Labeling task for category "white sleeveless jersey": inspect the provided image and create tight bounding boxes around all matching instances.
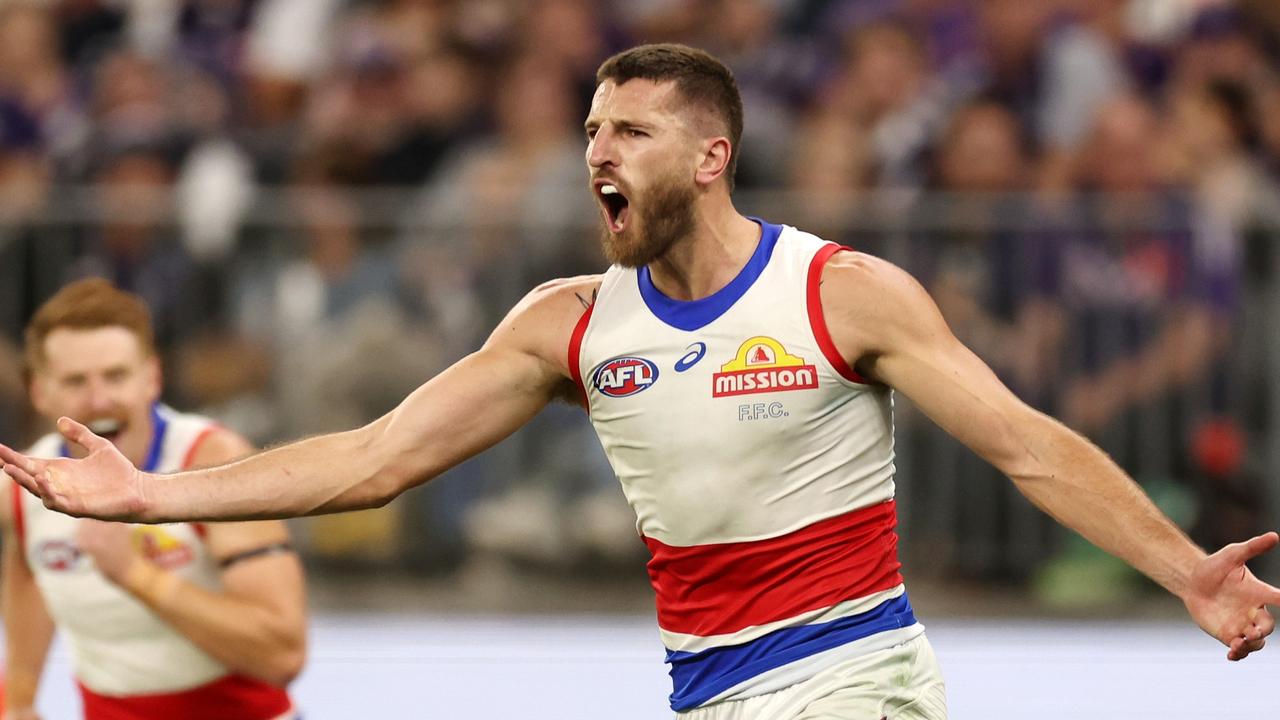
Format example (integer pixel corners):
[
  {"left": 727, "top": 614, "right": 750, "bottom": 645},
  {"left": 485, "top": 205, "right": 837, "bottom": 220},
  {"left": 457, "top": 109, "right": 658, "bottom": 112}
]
[
  {"left": 571, "top": 220, "right": 922, "bottom": 711},
  {"left": 16, "top": 404, "right": 292, "bottom": 718}
]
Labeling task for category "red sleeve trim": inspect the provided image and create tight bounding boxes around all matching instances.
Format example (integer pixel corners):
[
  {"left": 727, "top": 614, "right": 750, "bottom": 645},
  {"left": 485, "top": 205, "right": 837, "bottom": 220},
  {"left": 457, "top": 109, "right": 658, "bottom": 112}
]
[
  {"left": 11, "top": 480, "right": 25, "bottom": 555},
  {"left": 181, "top": 426, "right": 221, "bottom": 546},
  {"left": 180, "top": 425, "right": 223, "bottom": 470},
  {"left": 807, "top": 243, "right": 872, "bottom": 385},
  {"left": 567, "top": 303, "right": 595, "bottom": 407}
]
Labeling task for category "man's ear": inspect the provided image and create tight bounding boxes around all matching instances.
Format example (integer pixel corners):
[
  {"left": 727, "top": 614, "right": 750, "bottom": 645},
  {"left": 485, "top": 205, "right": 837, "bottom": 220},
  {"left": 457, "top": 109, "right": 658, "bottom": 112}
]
[
  {"left": 694, "top": 136, "right": 732, "bottom": 187},
  {"left": 143, "top": 355, "right": 162, "bottom": 404},
  {"left": 29, "top": 372, "right": 48, "bottom": 417}
]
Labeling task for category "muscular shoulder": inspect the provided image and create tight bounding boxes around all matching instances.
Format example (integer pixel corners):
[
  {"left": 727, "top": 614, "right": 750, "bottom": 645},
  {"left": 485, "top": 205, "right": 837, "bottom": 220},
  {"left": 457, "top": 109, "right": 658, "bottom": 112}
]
[
  {"left": 485, "top": 274, "right": 603, "bottom": 379},
  {"left": 818, "top": 251, "right": 946, "bottom": 374},
  {"left": 821, "top": 251, "right": 920, "bottom": 298},
  {"left": 511, "top": 275, "right": 603, "bottom": 320},
  {"left": 185, "top": 427, "right": 256, "bottom": 469},
  {"left": 183, "top": 429, "right": 292, "bottom": 553}
]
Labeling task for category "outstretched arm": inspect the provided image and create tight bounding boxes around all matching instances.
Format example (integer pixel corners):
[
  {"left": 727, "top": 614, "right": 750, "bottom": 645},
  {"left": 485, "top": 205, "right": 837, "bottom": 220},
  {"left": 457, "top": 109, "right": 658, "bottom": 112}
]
[
  {"left": 820, "top": 252, "right": 1280, "bottom": 660},
  {"left": 1, "top": 277, "right": 598, "bottom": 523},
  {"left": 75, "top": 430, "right": 308, "bottom": 687}
]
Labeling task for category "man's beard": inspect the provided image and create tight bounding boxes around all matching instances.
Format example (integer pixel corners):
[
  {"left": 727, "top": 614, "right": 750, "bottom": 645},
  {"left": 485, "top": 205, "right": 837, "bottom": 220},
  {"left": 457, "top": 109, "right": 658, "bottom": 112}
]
[{"left": 598, "top": 176, "right": 697, "bottom": 268}]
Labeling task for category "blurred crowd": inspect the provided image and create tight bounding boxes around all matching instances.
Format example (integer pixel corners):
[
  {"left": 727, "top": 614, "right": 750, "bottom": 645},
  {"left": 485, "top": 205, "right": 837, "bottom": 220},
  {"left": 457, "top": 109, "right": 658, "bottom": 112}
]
[{"left": 1, "top": 0, "right": 1280, "bottom": 589}]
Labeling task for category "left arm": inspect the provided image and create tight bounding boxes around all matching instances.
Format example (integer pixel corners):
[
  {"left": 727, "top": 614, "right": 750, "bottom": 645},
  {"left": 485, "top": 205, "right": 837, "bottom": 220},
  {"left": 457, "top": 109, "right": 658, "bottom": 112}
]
[
  {"left": 820, "top": 251, "right": 1280, "bottom": 660},
  {"left": 78, "top": 430, "right": 306, "bottom": 686}
]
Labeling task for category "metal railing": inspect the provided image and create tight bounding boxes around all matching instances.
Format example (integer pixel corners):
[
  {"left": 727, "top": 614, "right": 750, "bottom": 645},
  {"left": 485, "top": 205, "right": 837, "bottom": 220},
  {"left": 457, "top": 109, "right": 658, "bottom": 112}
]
[{"left": 2, "top": 186, "right": 1276, "bottom": 594}]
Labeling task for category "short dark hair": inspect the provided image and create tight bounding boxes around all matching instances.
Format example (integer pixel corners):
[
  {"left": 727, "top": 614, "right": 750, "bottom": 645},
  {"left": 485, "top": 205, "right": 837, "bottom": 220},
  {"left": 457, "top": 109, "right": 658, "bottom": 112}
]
[{"left": 596, "top": 43, "right": 744, "bottom": 191}]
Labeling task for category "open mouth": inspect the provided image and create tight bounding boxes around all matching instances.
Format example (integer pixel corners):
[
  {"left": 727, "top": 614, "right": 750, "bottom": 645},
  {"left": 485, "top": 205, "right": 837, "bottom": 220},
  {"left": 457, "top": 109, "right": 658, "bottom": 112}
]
[
  {"left": 596, "top": 182, "right": 630, "bottom": 233},
  {"left": 88, "top": 418, "right": 125, "bottom": 443}
]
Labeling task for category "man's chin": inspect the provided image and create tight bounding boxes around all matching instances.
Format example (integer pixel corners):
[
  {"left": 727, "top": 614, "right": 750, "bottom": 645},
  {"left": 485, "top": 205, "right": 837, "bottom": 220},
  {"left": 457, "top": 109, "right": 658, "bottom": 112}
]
[{"left": 601, "top": 227, "right": 663, "bottom": 268}]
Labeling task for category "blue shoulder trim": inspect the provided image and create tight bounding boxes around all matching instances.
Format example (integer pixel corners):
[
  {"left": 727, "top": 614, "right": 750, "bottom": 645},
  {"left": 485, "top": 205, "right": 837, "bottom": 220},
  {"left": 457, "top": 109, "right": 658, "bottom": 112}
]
[{"left": 61, "top": 403, "right": 168, "bottom": 473}]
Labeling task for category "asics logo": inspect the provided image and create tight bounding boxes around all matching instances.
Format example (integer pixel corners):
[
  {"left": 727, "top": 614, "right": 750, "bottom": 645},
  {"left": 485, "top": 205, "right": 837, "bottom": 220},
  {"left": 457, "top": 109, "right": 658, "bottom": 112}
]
[{"left": 674, "top": 342, "right": 707, "bottom": 372}]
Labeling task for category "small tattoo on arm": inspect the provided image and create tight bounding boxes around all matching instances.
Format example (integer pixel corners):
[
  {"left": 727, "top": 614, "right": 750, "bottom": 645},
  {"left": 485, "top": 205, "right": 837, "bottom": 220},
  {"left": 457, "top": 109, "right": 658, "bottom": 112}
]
[{"left": 575, "top": 288, "right": 599, "bottom": 309}]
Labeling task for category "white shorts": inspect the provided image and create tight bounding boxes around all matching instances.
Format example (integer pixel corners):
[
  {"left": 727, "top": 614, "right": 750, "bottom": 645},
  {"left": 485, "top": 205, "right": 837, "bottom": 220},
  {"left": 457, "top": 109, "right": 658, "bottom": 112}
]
[{"left": 676, "top": 633, "right": 946, "bottom": 720}]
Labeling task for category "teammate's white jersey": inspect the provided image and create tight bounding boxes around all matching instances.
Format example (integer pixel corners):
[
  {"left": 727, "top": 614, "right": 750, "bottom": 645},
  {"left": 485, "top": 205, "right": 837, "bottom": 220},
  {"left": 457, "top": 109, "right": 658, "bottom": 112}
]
[
  {"left": 571, "top": 220, "right": 922, "bottom": 711},
  {"left": 15, "top": 404, "right": 292, "bottom": 719}
]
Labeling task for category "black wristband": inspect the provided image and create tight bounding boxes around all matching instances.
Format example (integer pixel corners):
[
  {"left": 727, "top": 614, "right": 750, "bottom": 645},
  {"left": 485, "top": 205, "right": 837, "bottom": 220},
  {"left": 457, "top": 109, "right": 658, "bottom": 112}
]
[{"left": 217, "top": 542, "right": 294, "bottom": 569}]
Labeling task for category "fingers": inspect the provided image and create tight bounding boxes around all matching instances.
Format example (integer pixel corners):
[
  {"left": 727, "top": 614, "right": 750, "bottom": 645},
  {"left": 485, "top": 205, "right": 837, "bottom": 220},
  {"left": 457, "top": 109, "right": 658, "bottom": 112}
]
[
  {"left": 0, "top": 443, "right": 38, "bottom": 476},
  {"left": 1244, "top": 602, "right": 1274, "bottom": 640},
  {"left": 1228, "top": 636, "right": 1265, "bottom": 661},
  {"left": 1254, "top": 608, "right": 1276, "bottom": 638},
  {"left": 4, "top": 461, "right": 43, "bottom": 497},
  {"left": 0, "top": 443, "right": 56, "bottom": 505},
  {"left": 1224, "top": 532, "right": 1280, "bottom": 566},
  {"left": 1223, "top": 608, "right": 1275, "bottom": 661},
  {"left": 56, "top": 416, "right": 111, "bottom": 454},
  {"left": 9, "top": 463, "right": 68, "bottom": 513}
]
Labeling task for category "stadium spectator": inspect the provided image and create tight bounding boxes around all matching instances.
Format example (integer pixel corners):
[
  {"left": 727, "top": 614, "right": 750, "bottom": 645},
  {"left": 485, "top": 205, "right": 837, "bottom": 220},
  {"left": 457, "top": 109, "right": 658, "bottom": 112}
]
[
  {"left": 911, "top": 101, "right": 1062, "bottom": 402},
  {"left": 1055, "top": 96, "right": 1234, "bottom": 436}
]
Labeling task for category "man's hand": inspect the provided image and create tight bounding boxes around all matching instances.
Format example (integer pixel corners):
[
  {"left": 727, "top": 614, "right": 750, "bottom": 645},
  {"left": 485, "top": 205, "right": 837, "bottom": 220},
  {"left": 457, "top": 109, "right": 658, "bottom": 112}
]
[
  {"left": 0, "top": 417, "right": 147, "bottom": 521},
  {"left": 75, "top": 520, "right": 143, "bottom": 586},
  {"left": 1183, "top": 532, "right": 1280, "bottom": 661},
  {"left": 3, "top": 708, "right": 43, "bottom": 720}
]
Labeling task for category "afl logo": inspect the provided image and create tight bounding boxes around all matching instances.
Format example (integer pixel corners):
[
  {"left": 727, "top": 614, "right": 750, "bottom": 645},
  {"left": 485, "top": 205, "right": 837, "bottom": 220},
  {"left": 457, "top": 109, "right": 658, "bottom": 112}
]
[
  {"left": 592, "top": 356, "right": 659, "bottom": 397},
  {"left": 36, "top": 540, "right": 83, "bottom": 572}
]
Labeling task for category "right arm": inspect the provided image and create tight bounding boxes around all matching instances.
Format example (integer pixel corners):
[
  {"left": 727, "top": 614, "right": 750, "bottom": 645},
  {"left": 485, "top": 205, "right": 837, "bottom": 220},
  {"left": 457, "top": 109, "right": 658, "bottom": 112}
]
[
  {"left": 2, "top": 494, "right": 55, "bottom": 720},
  {"left": 2, "top": 276, "right": 600, "bottom": 523}
]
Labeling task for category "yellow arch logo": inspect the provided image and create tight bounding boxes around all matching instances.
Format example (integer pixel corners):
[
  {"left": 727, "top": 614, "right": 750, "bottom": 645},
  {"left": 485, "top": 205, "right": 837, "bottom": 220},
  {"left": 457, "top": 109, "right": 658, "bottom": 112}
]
[
  {"left": 131, "top": 526, "right": 195, "bottom": 568},
  {"left": 720, "top": 336, "right": 806, "bottom": 372}
]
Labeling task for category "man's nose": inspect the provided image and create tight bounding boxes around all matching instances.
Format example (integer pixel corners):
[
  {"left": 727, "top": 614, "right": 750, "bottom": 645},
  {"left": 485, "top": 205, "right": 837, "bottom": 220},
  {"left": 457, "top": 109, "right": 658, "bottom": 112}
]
[
  {"left": 85, "top": 379, "right": 113, "bottom": 413},
  {"left": 587, "top": 127, "right": 617, "bottom": 169}
]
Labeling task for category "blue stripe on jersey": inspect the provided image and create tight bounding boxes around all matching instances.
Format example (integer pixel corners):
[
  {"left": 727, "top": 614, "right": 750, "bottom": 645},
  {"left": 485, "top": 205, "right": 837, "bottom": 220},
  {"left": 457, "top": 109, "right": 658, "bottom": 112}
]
[
  {"left": 637, "top": 218, "right": 783, "bottom": 331},
  {"left": 664, "top": 592, "right": 917, "bottom": 711},
  {"left": 60, "top": 403, "right": 168, "bottom": 473}
]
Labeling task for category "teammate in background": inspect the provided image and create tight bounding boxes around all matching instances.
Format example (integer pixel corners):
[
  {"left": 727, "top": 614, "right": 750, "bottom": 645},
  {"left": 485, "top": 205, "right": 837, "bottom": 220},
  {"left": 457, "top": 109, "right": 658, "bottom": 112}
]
[
  {"left": 1, "top": 279, "right": 306, "bottom": 720},
  {"left": 5, "top": 45, "right": 1280, "bottom": 719}
]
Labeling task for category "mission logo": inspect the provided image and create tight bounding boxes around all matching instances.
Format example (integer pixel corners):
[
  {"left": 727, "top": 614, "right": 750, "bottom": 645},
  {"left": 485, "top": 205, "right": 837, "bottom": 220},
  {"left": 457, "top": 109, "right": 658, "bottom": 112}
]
[
  {"left": 712, "top": 337, "right": 818, "bottom": 397},
  {"left": 592, "top": 355, "right": 659, "bottom": 397},
  {"left": 133, "top": 526, "right": 196, "bottom": 569}
]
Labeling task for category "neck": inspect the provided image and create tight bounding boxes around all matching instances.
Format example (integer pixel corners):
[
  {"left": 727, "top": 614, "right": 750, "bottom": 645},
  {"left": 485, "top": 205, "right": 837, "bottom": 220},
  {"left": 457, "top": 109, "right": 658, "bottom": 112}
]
[
  {"left": 123, "top": 415, "right": 155, "bottom": 468},
  {"left": 645, "top": 197, "right": 761, "bottom": 301}
]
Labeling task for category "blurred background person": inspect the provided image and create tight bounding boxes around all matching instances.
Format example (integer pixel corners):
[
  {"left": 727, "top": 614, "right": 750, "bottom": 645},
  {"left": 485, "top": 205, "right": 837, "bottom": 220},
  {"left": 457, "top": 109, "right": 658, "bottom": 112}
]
[
  {"left": 1054, "top": 95, "right": 1234, "bottom": 438},
  {"left": 3, "top": 279, "right": 306, "bottom": 719}
]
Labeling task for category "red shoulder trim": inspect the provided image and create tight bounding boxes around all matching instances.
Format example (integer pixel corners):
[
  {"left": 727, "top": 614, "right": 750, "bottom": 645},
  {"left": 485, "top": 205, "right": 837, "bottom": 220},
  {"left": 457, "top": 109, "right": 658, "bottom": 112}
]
[
  {"left": 567, "top": 303, "right": 595, "bottom": 408},
  {"left": 11, "top": 480, "right": 25, "bottom": 555},
  {"left": 807, "top": 243, "right": 872, "bottom": 385},
  {"left": 181, "top": 425, "right": 223, "bottom": 470},
  {"left": 181, "top": 426, "right": 222, "bottom": 544}
]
